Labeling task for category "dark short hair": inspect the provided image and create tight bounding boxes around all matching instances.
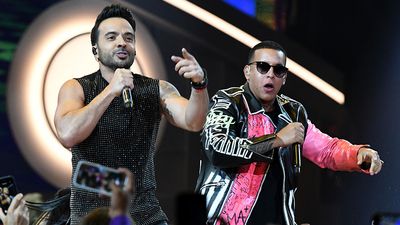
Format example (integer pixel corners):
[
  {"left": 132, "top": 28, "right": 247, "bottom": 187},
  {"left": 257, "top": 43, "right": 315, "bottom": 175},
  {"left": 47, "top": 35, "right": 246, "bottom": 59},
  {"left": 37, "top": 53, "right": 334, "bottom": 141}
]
[
  {"left": 248, "top": 40, "right": 287, "bottom": 63},
  {"left": 90, "top": 4, "right": 136, "bottom": 46}
]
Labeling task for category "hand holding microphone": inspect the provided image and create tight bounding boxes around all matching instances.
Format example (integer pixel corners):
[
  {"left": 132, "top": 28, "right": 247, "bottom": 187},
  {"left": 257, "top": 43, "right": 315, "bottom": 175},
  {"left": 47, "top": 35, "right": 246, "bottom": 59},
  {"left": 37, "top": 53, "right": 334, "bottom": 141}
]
[
  {"left": 275, "top": 122, "right": 305, "bottom": 174},
  {"left": 112, "top": 69, "right": 134, "bottom": 108},
  {"left": 275, "top": 123, "right": 305, "bottom": 147}
]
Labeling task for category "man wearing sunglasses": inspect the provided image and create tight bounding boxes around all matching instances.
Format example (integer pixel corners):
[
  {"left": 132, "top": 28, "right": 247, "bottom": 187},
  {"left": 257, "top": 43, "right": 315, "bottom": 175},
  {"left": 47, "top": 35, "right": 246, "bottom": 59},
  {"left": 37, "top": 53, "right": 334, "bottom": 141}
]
[{"left": 195, "top": 40, "right": 382, "bottom": 225}]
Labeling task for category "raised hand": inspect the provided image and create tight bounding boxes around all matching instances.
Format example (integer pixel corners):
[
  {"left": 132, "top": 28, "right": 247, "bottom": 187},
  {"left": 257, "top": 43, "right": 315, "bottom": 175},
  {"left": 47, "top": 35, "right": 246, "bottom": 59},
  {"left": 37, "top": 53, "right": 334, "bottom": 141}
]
[
  {"left": 109, "top": 168, "right": 135, "bottom": 218},
  {"left": 171, "top": 48, "right": 204, "bottom": 83}
]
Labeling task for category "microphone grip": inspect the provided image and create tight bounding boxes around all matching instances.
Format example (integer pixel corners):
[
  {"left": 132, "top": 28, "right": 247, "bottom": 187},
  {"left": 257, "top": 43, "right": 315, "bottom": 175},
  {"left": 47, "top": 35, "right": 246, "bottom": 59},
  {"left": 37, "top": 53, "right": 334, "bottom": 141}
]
[
  {"left": 122, "top": 87, "right": 133, "bottom": 108},
  {"left": 294, "top": 143, "right": 301, "bottom": 174}
]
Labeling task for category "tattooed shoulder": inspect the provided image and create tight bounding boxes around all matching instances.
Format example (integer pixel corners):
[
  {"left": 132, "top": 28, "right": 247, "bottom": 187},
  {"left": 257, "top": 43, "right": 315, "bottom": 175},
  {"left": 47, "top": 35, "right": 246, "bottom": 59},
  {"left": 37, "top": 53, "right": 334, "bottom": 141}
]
[
  {"left": 159, "top": 80, "right": 180, "bottom": 99},
  {"left": 159, "top": 80, "right": 180, "bottom": 122}
]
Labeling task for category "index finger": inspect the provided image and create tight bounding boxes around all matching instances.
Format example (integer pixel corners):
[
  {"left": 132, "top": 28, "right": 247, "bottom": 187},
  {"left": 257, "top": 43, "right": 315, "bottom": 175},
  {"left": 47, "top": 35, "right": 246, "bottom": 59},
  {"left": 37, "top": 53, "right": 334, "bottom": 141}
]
[
  {"left": 7, "top": 193, "right": 24, "bottom": 214},
  {"left": 369, "top": 160, "right": 381, "bottom": 175},
  {"left": 182, "top": 48, "right": 195, "bottom": 60},
  {"left": 171, "top": 55, "right": 183, "bottom": 63},
  {"left": 369, "top": 155, "right": 383, "bottom": 175}
]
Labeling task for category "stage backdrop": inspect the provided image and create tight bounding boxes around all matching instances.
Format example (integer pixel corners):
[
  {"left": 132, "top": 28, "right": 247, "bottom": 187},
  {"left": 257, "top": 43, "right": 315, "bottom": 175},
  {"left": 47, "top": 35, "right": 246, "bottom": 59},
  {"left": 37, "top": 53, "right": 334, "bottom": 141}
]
[{"left": 1, "top": 1, "right": 400, "bottom": 225}]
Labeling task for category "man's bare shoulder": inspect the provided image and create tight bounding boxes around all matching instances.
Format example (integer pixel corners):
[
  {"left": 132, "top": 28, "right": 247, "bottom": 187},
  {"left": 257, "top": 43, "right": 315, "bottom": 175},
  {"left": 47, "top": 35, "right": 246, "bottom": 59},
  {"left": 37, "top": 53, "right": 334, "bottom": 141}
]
[
  {"left": 159, "top": 80, "right": 180, "bottom": 99},
  {"left": 62, "top": 79, "right": 81, "bottom": 88},
  {"left": 58, "top": 79, "right": 84, "bottom": 101}
]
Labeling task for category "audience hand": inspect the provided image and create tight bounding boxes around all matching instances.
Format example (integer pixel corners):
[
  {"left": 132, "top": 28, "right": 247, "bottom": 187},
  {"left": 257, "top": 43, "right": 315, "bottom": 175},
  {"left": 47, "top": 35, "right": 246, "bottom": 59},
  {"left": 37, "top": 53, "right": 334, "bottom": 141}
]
[
  {"left": 109, "top": 168, "right": 135, "bottom": 218},
  {"left": 0, "top": 193, "right": 29, "bottom": 225}
]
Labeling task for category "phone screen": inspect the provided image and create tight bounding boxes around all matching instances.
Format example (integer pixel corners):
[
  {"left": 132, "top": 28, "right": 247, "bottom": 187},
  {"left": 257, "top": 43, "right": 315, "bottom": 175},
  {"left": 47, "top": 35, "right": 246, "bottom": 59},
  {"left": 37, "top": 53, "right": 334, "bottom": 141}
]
[
  {"left": 372, "top": 213, "right": 400, "bottom": 225},
  {"left": 73, "top": 161, "right": 126, "bottom": 196},
  {"left": 0, "top": 176, "right": 18, "bottom": 214}
]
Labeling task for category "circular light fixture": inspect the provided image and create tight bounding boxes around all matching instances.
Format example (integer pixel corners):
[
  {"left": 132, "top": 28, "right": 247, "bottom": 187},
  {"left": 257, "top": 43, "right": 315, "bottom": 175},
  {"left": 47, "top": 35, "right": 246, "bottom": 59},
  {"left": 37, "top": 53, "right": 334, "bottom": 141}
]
[{"left": 7, "top": 0, "right": 166, "bottom": 188}]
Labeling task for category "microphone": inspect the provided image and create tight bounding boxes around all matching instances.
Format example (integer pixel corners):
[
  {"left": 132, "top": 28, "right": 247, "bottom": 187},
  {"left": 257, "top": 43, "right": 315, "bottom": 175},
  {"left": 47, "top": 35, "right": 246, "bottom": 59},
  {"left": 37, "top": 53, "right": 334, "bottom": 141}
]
[
  {"left": 294, "top": 143, "right": 302, "bottom": 174},
  {"left": 122, "top": 87, "right": 133, "bottom": 108},
  {"left": 294, "top": 106, "right": 306, "bottom": 174}
]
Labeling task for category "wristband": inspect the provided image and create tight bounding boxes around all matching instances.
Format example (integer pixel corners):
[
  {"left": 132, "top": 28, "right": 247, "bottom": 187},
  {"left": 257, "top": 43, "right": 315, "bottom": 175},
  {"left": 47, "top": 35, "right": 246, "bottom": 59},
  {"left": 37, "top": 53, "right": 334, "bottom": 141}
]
[{"left": 191, "top": 69, "right": 208, "bottom": 90}]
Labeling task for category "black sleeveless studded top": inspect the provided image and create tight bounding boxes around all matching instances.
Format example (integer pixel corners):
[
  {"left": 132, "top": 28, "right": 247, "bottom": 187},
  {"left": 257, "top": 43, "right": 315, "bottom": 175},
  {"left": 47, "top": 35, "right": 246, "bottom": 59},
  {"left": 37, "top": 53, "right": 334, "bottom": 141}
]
[{"left": 70, "top": 70, "right": 167, "bottom": 225}]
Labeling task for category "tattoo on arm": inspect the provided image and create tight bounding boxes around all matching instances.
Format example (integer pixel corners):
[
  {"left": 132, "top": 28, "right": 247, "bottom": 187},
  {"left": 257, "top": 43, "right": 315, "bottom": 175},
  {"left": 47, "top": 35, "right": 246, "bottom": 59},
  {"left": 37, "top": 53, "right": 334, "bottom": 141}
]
[
  {"left": 159, "top": 80, "right": 181, "bottom": 124},
  {"left": 249, "top": 140, "right": 275, "bottom": 155}
]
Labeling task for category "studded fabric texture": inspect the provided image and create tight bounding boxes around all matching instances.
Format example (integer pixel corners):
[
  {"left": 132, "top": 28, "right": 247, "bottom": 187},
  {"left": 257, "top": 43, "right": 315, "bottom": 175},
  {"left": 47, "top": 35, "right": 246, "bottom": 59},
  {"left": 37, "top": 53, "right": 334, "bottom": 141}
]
[{"left": 70, "top": 70, "right": 167, "bottom": 225}]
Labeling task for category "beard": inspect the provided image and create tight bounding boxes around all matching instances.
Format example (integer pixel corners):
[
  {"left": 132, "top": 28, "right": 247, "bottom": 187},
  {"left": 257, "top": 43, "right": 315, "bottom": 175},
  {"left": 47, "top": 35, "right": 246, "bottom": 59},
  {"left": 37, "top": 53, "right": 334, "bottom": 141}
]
[{"left": 97, "top": 47, "right": 135, "bottom": 71}]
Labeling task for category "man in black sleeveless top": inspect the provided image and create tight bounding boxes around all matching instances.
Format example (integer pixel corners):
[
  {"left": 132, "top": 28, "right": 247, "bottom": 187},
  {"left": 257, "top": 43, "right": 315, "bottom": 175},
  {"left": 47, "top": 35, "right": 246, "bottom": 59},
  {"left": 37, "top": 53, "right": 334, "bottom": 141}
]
[{"left": 54, "top": 5, "right": 209, "bottom": 225}]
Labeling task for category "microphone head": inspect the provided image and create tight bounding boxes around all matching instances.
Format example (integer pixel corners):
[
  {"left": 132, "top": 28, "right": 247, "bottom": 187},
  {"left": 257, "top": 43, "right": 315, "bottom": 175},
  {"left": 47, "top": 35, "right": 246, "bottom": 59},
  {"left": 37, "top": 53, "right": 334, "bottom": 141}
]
[{"left": 122, "top": 87, "right": 133, "bottom": 108}]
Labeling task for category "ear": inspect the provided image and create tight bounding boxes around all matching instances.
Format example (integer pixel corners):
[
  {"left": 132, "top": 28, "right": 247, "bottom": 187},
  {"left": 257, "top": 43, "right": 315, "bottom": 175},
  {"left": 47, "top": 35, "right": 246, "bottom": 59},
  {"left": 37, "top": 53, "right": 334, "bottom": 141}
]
[
  {"left": 92, "top": 46, "right": 97, "bottom": 55},
  {"left": 92, "top": 44, "right": 99, "bottom": 61},
  {"left": 282, "top": 76, "right": 287, "bottom": 85},
  {"left": 243, "top": 65, "right": 250, "bottom": 80}
]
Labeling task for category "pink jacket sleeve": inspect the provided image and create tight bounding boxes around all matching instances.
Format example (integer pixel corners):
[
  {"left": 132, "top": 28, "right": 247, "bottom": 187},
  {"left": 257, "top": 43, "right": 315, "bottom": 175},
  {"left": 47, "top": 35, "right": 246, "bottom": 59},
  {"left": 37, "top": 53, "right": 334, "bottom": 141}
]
[{"left": 302, "top": 120, "right": 366, "bottom": 172}]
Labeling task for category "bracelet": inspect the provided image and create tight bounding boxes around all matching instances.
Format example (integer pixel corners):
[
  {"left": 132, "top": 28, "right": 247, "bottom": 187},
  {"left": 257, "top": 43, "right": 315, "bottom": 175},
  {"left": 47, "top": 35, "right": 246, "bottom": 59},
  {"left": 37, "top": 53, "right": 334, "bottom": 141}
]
[{"left": 191, "top": 69, "right": 208, "bottom": 90}]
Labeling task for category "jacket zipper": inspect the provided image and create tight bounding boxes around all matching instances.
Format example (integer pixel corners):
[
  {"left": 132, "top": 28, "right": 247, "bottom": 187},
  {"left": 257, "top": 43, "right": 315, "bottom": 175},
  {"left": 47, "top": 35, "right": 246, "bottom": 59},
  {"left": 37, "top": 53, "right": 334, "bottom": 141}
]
[
  {"left": 279, "top": 148, "right": 296, "bottom": 225},
  {"left": 200, "top": 181, "right": 226, "bottom": 191}
]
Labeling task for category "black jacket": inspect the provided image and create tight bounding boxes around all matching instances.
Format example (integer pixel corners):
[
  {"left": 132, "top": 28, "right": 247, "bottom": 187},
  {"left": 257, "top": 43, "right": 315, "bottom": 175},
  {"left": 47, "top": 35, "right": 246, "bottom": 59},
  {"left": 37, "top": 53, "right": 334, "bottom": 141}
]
[{"left": 195, "top": 83, "right": 308, "bottom": 225}]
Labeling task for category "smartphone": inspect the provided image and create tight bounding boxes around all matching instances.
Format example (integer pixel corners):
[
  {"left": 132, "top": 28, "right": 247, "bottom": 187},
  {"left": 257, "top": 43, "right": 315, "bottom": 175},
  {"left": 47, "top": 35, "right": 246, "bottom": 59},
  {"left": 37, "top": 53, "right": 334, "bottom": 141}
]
[
  {"left": 72, "top": 160, "right": 127, "bottom": 197},
  {"left": 0, "top": 176, "right": 18, "bottom": 214},
  {"left": 372, "top": 213, "right": 400, "bottom": 225}
]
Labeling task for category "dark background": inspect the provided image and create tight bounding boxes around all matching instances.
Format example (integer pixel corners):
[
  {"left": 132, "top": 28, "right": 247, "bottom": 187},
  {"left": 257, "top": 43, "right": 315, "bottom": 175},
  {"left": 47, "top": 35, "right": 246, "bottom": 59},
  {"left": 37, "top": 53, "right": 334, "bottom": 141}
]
[{"left": 1, "top": 0, "right": 399, "bottom": 224}]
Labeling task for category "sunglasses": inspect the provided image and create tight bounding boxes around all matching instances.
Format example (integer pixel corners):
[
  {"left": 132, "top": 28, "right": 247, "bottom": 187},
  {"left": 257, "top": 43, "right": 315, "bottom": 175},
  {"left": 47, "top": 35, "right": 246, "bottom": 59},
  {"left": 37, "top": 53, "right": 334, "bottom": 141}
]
[{"left": 247, "top": 61, "right": 288, "bottom": 78}]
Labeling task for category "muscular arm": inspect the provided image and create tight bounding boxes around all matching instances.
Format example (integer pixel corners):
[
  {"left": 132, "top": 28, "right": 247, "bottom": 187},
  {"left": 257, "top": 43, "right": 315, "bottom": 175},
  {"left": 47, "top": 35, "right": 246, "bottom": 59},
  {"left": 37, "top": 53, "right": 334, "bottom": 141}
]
[
  {"left": 159, "top": 80, "right": 208, "bottom": 132},
  {"left": 54, "top": 79, "right": 116, "bottom": 148}
]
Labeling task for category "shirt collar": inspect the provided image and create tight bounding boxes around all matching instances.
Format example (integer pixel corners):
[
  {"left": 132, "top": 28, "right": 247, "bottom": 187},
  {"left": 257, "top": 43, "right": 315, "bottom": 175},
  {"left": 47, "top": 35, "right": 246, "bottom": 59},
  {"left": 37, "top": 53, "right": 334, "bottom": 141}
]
[
  {"left": 243, "top": 82, "right": 284, "bottom": 114},
  {"left": 242, "top": 82, "right": 293, "bottom": 123}
]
